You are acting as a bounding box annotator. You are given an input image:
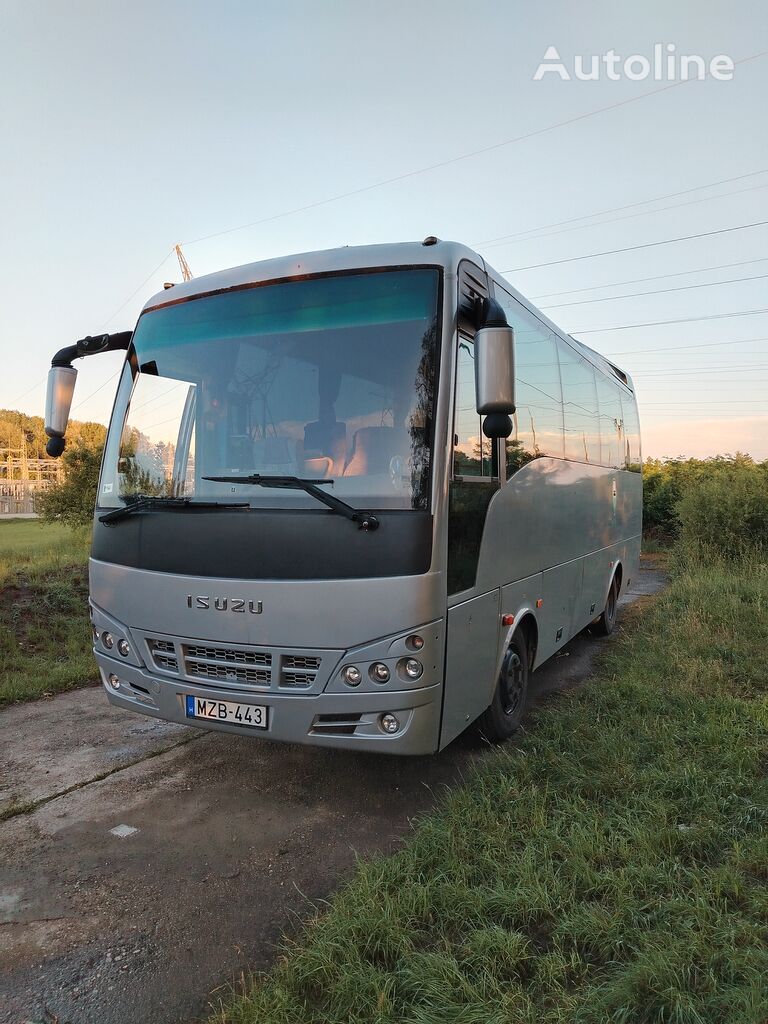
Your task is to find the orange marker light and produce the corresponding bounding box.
[536,599,543,608]
[501,614,515,626]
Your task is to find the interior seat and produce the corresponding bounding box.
[298,419,347,477]
[343,426,397,477]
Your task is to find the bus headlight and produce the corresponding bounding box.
[400,658,423,680]
[342,665,362,686]
[370,662,390,683]
[406,634,424,652]
[102,631,114,649]
[117,639,131,657]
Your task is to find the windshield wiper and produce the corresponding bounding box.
[202,475,380,531]
[99,496,249,525]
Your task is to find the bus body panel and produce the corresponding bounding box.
[440,588,501,747]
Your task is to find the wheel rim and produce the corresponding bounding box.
[501,649,525,717]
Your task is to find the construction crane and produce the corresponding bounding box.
[174,243,194,281]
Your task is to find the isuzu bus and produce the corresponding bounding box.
[44,239,641,754]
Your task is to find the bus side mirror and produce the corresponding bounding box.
[475,308,515,438]
[45,365,78,457]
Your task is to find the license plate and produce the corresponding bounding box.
[185,695,268,730]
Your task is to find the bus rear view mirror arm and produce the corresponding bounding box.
[44,331,132,457]
[474,297,515,439]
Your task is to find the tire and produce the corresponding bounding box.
[477,630,530,743]
[594,575,619,636]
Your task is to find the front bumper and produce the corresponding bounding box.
[96,653,442,755]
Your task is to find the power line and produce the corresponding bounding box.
[182,50,768,248]
[98,250,174,330]
[474,169,768,247]
[573,308,768,335]
[71,370,122,414]
[606,335,768,356]
[501,219,768,273]
[480,180,768,250]
[540,272,768,310]
[6,375,48,408]
[530,257,768,299]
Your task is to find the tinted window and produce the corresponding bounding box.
[99,269,440,511]
[621,391,642,471]
[453,338,492,477]
[596,376,625,469]
[493,286,564,474]
[558,341,601,464]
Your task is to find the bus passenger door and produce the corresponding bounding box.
[440,332,503,748]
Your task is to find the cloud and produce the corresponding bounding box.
[642,415,768,461]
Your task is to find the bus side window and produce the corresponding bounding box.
[558,342,601,465]
[621,392,642,471]
[596,377,624,469]
[453,338,493,478]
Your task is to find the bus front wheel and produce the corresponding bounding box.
[477,631,530,743]
[595,575,619,636]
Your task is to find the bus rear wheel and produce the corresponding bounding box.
[477,631,530,743]
[595,575,619,636]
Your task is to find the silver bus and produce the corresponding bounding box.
[44,240,641,755]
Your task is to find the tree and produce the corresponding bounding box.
[35,442,104,529]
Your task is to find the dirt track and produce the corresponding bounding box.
[0,568,665,1024]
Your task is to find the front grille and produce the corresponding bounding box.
[283,655,321,670]
[154,653,179,671]
[280,671,314,688]
[186,660,270,686]
[140,632,336,695]
[186,645,272,667]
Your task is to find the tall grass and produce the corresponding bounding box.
[211,482,768,1023]
[0,520,93,705]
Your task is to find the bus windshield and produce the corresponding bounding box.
[99,269,441,512]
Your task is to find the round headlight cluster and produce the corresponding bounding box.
[102,631,114,650]
[342,665,362,686]
[399,658,423,680]
[117,639,131,657]
[370,662,390,683]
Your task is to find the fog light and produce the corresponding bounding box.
[102,631,114,649]
[108,673,120,689]
[342,665,362,686]
[370,662,390,683]
[117,639,130,657]
[380,713,400,734]
[404,658,423,679]
[406,634,424,652]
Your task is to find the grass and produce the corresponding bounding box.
[0,519,93,705]
[213,557,768,1024]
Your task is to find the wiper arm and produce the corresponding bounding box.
[99,496,249,525]
[202,474,380,531]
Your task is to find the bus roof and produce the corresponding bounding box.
[143,239,633,392]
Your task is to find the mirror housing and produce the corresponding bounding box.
[474,298,515,439]
[44,365,78,456]
[42,331,132,457]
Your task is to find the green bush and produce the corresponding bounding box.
[676,463,768,563]
[643,458,768,552]
[35,441,104,529]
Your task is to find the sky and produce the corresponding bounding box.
[1,0,767,460]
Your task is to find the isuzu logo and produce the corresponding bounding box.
[186,596,263,614]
